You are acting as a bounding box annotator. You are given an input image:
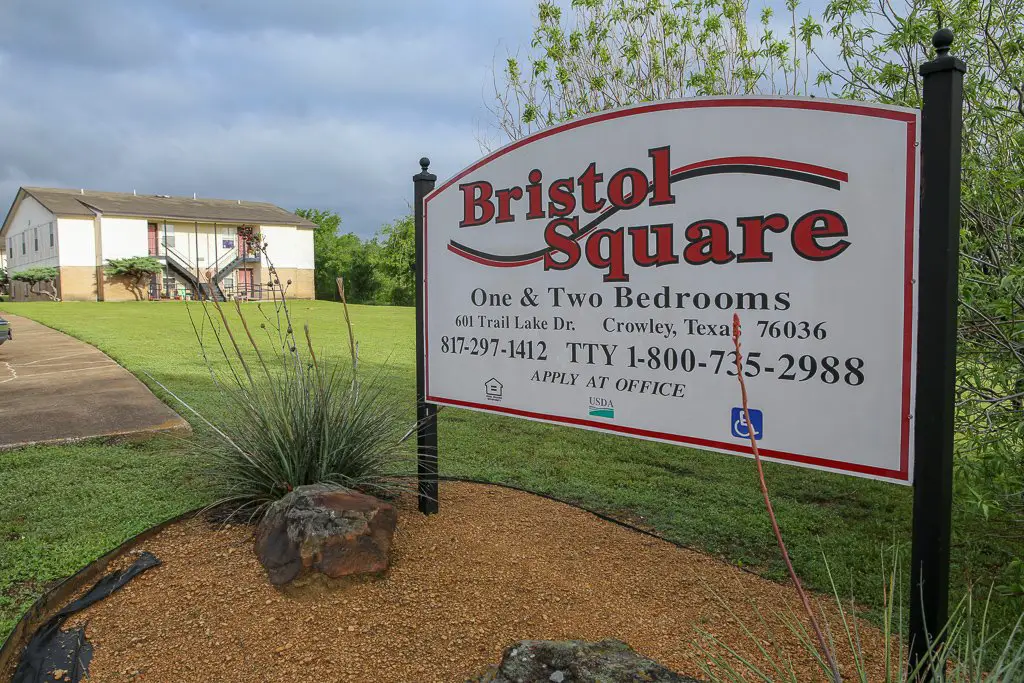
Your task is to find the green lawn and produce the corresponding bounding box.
[1,300,1021,644]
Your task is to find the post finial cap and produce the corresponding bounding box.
[933,27,954,55]
[419,157,431,172]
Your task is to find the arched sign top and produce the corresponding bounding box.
[422,96,919,484]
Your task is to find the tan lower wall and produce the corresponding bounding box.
[272,268,314,299]
[59,266,99,301]
[101,273,152,302]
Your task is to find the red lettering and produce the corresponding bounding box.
[543,217,580,271]
[585,227,628,282]
[736,214,789,262]
[494,187,524,223]
[607,168,648,209]
[577,162,605,214]
[683,220,735,265]
[547,177,576,217]
[629,224,678,267]
[459,181,494,228]
[791,210,850,261]
[526,169,545,219]
[648,147,675,205]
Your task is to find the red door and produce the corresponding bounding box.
[237,268,253,298]
[147,223,159,256]
[237,227,253,258]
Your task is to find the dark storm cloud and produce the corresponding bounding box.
[0,0,534,236]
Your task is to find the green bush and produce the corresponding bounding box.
[10,266,59,300]
[152,245,413,518]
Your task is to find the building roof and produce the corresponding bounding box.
[1,187,316,238]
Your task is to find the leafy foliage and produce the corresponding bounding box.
[369,215,416,306]
[297,208,377,302]
[104,256,162,300]
[296,208,416,306]
[487,0,821,143]
[10,267,58,284]
[811,0,1024,518]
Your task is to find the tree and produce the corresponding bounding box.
[11,266,60,301]
[494,0,1024,517]
[297,208,379,303]
[813,0,1024,515]
[370,215,415,306]
[488,0,818,143]
[104,256,162,301]
[0,266,9,296]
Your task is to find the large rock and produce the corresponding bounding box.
[254,484,397,586]
[469,639,704,683]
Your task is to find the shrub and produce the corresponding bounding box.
[104,256,162,300]
[151,234,413,519]
[10,266,59,301]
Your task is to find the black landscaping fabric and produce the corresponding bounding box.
[13,552,161,683]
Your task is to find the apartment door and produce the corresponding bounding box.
[147,223,159,256]
[237,268,253,298]
[237,227,254,258]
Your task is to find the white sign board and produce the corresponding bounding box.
[423,97,919,484]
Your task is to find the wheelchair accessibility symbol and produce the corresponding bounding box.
[731,407,763,440]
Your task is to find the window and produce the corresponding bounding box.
[161,224,175,248]
[49,223,54,247]
[33,227,38,251]
[21,233,26,255]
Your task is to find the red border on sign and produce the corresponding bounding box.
[423,97,918,483]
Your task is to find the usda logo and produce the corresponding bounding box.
[588,397,614,419]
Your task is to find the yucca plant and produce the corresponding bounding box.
[150,232,414,520]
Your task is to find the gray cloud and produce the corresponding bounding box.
[0,0,535,236]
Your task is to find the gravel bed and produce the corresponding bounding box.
[57,482,889,681]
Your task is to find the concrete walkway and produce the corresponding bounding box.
[0,314,190,449]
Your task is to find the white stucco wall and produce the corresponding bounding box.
[57,217,98,267]
[259,225,314,269]
[156,221,242,272]
[99,216,149,261]
[5,195,58,272]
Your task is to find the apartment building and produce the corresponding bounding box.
[0,187,316,301]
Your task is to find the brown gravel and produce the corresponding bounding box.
[56,482,891,682]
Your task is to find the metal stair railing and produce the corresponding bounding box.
[163,245,226,301]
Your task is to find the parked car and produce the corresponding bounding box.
[0,317,10,345]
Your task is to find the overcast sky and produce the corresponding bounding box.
[0,1,538,238]
[0,1,836,239]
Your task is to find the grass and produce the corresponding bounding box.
[1,300,1021,647]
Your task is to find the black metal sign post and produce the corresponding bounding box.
[414,157,440,514]
[909,28,965,677]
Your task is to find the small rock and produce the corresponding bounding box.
[255,484,398,585]
[467,639,704,682]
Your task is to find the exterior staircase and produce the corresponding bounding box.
[164,247,225,301]
[212,251,260,286]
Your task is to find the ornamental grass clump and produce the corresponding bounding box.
[151,230,413,520]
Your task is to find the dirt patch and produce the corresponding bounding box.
[52,482,890,682]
